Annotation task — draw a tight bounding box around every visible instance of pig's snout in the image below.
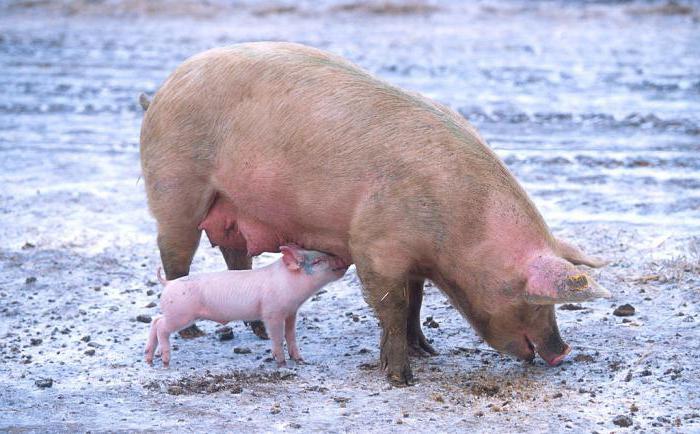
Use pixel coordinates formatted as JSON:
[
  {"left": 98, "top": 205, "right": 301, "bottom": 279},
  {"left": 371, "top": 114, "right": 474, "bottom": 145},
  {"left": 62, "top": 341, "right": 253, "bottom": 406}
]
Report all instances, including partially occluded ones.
[
  {"left": 504, "top": 333, "right": 571, "bottom": 366},
  {"left": 329, "top": 257, "right": 349, "bottom": 276},
  {"left": 529, "top": 332, "right": 571, "bottom": 367}
]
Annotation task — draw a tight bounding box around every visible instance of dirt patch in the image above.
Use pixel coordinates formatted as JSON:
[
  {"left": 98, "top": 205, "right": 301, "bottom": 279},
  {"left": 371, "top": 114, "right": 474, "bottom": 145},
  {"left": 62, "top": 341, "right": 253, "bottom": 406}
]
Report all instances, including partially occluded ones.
[{"left": 145, "top": 369, "right": 297, "bottom": 396}]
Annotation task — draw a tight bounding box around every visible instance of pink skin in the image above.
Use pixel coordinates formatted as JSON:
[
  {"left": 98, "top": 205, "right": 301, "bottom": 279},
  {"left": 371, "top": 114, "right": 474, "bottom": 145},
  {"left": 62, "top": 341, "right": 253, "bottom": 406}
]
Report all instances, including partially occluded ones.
[{"left": 144, "top": 245, "right": 348, "bottom": 367}]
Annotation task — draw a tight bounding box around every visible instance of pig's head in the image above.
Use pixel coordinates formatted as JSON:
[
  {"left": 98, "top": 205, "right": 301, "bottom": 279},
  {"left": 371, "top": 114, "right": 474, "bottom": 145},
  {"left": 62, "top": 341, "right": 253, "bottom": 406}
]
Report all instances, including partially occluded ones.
[
  {"left": 280, "top": 245, "right": 349, "bottom": 280},
  {"left": 466, "top": 254, "right": 610, "bottom": 366}
]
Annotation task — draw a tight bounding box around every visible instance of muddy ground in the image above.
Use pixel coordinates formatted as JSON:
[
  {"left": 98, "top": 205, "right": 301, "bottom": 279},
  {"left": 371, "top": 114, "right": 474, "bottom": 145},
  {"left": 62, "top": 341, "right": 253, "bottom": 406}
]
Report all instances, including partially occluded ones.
[{"left": 1, "top": 0, "right": 699, "bottom": 432}]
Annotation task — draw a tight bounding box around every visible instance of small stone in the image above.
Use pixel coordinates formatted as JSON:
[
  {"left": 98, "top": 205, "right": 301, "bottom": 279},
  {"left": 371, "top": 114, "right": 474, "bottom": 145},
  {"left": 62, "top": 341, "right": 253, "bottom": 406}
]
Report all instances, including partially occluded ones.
[
  {"left": 234, "top": 347, "right": 251, "bottom": 354},
  {"left": 613, "top": 415, "right": 633, "bottom": 427},
  {"left": 215, "top": 326, "right": 234, "bottom": 341},
  {"left": 270, "top": 403, "right": 281, "bottom": 414},
  {"left": 25, "top": 276, "right": 37, "bottom": 284},
  {"left": 146, "top": 289, "right": 155, "bottom": 296},
  {"left": 288, "top": 422, "right": 301, "bottom": 429},
  {"left": 145, "top": 301, "right": 157, "bottom": 308},
  {"left": 613, "top": 304, "right": 635, "bottom": 317},
  {"left": 84, "top": 349, "right": 95, "bottom": 356},
  {"left": 30, "top": 338, "right": 43, "bottom": 346},
  {"left": 35, "top": 378, "right": 53, "bottom": 388},
  {"left": 423, "top": 316, "right": 440, "bottom": 328},
  {"left": 552, "top": 392, "right": 563, "bottom": 399},
  {"left": 22, "top": 242, "right": 36, "bottom": 249},
  {"left": 136, "top": 314, "right": 152, "bottom": 323},
  {"left": 81, "top": 335, "right": 91, "bottom": 343}
]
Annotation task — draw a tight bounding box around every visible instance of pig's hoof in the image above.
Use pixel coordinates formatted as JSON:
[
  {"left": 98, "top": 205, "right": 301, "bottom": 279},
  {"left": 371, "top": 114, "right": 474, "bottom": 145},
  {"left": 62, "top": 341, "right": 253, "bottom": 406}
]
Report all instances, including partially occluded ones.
[
  {"left": 407, "top": 328, "right": 438, "bottom": 357},
  {"left": 178, "top": 324, "right": 205, "bottom": 339},
  {"left": 407, "top": 340, "right": 438, "bottom": 358},
  {"left": 246, "top": 321, "right": 269, "bottom": 340},
  {"left": 387, "top": 366, "right": 415, "bottom": 387}
]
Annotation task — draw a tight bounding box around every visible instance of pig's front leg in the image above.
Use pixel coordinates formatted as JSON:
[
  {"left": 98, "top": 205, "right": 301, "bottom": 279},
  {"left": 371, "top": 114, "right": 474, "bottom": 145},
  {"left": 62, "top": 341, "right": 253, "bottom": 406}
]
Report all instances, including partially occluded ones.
[
  {"left": 355, "top": 259, "right": 413, "bottom": 386},
  {"left": 406, "top": 278, "right": 438, "bottom": 357},
  {"left": 263, "top": 316, "right": 286, "bottom": 367},
  {"left": 284, "top": 313, "right": 303, "bottom": 362}
]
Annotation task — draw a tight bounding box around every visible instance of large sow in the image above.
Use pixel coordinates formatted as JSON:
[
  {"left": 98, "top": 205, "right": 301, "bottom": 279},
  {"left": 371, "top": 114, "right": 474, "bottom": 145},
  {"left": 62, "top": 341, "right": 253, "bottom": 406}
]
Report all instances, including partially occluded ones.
[{"left": 140, "top": 42, "right": 610, "bottom": 385}]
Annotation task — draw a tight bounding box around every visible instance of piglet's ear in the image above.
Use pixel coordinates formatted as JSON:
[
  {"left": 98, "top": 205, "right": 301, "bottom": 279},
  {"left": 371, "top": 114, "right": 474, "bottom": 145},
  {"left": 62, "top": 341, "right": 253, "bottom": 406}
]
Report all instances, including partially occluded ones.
[
  {"left": 524, "top": 255, "right": 611, "bottom": 305},
  {"left": 280, "top": 246, "right": 302, "bottom": 271}
]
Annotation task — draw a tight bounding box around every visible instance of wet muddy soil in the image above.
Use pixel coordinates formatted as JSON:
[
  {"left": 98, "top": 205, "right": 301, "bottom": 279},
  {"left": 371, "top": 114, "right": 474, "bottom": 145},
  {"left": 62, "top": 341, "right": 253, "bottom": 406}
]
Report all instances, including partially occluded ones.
[{"left": 1, "top": 0, "right": 699, "bottom": 431}]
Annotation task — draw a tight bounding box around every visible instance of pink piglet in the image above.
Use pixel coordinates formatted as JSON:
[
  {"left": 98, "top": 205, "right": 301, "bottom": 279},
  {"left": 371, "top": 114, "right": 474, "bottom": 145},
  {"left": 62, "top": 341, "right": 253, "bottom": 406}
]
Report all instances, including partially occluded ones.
[{"left": 144, "top": 245, "right": 348, "bottom": 367}]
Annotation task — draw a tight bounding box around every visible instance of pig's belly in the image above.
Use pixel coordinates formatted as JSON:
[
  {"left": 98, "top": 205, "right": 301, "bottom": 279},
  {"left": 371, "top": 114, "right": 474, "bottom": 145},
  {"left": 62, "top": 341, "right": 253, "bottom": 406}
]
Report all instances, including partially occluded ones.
[{"left": 199, "top": 193, "right": 350, "bottom": 260}]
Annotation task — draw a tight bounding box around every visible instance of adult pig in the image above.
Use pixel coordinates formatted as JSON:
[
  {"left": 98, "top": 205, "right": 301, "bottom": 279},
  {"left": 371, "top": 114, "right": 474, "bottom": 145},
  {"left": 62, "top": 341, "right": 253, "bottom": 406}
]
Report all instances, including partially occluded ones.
[{"left": 140, "top": 42, "right": 610, "bottom": 385}]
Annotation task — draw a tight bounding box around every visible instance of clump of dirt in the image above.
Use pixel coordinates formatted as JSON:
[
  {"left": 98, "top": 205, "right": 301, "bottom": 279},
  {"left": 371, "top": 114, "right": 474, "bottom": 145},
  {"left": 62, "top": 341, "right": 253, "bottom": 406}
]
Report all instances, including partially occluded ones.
[
  {"left": 613, "top": 304, "right": 636, "bottom": 317},
  {"left": 215, "top": 326, "right": 234, "bottom": 341},
  {"left": 152, "top": 370, "right": 297, "bottom": 395},
  {"left": 470, "top": 382, "right": 500, "bottom": 397},
  {"left": 559, "top": 303, "right": 587, "bottom": 311}
]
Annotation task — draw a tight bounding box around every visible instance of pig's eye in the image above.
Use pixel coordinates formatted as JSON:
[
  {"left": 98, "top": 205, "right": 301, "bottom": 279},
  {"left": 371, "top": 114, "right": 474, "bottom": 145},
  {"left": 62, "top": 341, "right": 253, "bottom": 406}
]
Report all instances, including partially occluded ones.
[{"left": 311, "top": 258, "right": 323, "bottom": 265}]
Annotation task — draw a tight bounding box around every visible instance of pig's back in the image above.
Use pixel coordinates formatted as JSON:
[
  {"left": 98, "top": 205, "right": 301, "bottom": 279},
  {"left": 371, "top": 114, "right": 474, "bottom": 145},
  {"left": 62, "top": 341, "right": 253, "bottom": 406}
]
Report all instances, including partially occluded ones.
[{"left": 144, "top": 42, "right": 549, "bottom": 260}]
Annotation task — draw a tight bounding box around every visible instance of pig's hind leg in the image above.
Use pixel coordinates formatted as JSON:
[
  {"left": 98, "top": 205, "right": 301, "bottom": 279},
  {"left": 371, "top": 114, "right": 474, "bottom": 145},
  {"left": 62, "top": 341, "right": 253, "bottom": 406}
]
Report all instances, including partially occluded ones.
[
  {"left": 144, "top": 316, "right": 162, "bottom": 365},
  {"left": 146, "top": 175, "right": 214, "bottom": 339}
]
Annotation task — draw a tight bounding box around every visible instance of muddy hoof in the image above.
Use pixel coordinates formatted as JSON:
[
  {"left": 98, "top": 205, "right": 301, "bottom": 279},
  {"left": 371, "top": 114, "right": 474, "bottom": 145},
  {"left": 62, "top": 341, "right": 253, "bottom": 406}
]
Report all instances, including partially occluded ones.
[
  {"left": 246, "top": 320, "right": 269, "bottom": 340},
  {"left": 407, "top": 329, "right": 438, "bottom": 357},
  {"left": 407, "top": 339, "right": 438, "bottom": 358},
  {"left": 178, "top": 323, "right": 205, "bottom": 339},
  {"left": 387, "top": 366, "right": 415, "bottom": 387}
]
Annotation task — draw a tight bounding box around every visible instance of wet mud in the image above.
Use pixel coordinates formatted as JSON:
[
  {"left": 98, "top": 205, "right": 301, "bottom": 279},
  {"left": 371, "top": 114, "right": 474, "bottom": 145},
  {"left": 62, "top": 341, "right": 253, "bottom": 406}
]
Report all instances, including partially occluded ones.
[{"left": 1, "top": 0, "right": 699, "bottom": 431}]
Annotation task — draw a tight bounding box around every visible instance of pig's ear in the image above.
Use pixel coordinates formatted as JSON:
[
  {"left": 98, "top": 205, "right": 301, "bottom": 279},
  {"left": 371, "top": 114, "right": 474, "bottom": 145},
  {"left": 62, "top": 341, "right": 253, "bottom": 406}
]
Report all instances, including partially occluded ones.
[
  {"left": 556, "top": 238, "right": 608, "bottom": 268},
  {"left": 280, "top": 246, "right": 302, "bottom": 271},
  {"left": 524, "top": 255, "right": 611, "bottom": 305}
]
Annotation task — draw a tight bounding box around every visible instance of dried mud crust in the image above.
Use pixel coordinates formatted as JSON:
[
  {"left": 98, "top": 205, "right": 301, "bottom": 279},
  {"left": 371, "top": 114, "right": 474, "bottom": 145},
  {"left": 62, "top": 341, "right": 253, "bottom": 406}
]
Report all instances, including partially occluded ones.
[{"left": 144, "top": 370, "right": 297, "bottom": 395}]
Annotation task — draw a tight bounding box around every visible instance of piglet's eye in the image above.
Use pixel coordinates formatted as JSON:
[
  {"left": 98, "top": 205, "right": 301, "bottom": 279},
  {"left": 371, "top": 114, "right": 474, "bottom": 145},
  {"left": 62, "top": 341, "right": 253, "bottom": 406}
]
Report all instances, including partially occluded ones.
[{"left": 312, "top": 259, "right": 322, "bottom": 265}]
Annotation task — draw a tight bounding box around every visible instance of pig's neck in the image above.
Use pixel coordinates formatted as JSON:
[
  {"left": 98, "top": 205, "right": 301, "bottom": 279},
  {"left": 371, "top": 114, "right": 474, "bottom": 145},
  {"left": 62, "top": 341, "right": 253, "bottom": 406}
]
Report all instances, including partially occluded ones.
[{"left": 273, "top": 261, "right": 330, "bottom": 305}]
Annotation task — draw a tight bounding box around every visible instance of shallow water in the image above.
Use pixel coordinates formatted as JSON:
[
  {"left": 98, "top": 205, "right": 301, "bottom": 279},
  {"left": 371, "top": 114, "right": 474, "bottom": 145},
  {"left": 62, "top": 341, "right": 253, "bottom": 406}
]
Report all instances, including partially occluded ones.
[
  {"left": 1, "top": 1, "right": 699, "bottom": 432},
  {"left": 2, "top": 1, "right": 699, "bottom": 235}
]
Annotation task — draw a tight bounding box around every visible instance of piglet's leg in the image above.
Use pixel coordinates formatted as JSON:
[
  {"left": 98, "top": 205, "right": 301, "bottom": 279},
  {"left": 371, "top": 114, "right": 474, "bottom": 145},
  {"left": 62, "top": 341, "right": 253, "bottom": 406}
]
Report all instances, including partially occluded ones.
[
  {"left": 263, "top": 317, "right": 286, "bottom": 367},
  {"left": 284, "top": 313, "right": 303, "bottom": 363},
  {"left": 154, "top": 317, "right": 179, "bottom": 368},
  {"left": 144, "top": 316, "right": 161, "bottom": 365}
]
